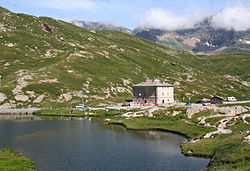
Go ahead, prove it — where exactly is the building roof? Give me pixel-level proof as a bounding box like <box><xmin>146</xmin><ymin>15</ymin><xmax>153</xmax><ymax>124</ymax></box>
<box><xmin>134</xmin><ymin>79</ymin><xmax>174</xmax><ymax>87</ymax></box>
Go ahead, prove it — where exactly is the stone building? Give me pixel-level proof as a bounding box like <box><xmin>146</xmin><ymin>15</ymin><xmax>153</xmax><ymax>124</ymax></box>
<box><xmin>133</xmin><ymin>79</ymin><xmax>174</xmax><ymax>105</ymax></box>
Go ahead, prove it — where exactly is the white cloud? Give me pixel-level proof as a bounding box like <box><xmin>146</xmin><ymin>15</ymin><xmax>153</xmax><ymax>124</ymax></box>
<box><xmin>32</xmin><ymin>0</ymin><xmax>95</xmax><ymax>10</ymax></box>
<box><xmin>139</xmin><ymin>8</ymin><xmax>208</xmax><ymax>30</ymax></box>
<box><xmin>139</xmin><ymin>2</ymin><xmax>250</xmax><ymax>32</ymax></box>
<box><xmin>211</xmin><ymin>3</ymin><xmax>250</xmax><ymax>31</ymax></box>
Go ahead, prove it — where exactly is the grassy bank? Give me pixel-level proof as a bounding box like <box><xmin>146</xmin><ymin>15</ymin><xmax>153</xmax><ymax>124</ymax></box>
<box><xmin>110</xmin><ymin>117</ymin><xmax>215</xmax><ymax>139</ymax></box>
<box><xmin>0</xmin><ymin>149</ymin><xmax>35</xmax><ymax>171</ymax></box>
<box><xmin>109</xmin><ymin>111</ymin><xmax>250</xmax><ymax>171</ymax></box>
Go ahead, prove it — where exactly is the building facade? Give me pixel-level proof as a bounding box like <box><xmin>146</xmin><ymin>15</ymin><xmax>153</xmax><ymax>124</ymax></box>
<box><xmin>133</xmin><ymin>79</ymin><xmax>174</xmax><ymax>105</ymax></box>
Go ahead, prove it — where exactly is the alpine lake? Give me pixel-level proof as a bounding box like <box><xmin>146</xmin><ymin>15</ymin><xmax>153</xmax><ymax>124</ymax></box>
<box><xmin>0</xmin><ymin>115</ymin><xmax>209</xmax><ymax>171</ymax></box>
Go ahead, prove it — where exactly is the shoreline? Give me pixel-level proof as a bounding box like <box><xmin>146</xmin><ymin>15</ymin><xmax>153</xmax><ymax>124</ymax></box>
<box><xmin>108</xmin><ymin>116</ymin><xmax>250</xmax><ymax>171</ymax></box>
<box><xmin>109</xmin><ymin>121</ymin><xmax>191</xmax><ymax>139</ymax></box>
<box><xmin>110</xmin><ymin>121</ymin><xmax>212</xmax><ymax>161</ymax></box>
<box><xmin>0</xmin><ymin>148</ymin><xmax>35</xmax><ymax>171</ymax></box>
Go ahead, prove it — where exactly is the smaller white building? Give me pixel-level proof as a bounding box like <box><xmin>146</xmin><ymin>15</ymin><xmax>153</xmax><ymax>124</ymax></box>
<box><xmin>133</xmin><ymin>79</ymin><xmax>174</xmax><ymax>105</ymax></box>
<box><xmin>227</xmin><ymin>97</ymin><xmax>237</xmax><ymax>102</ymax></box>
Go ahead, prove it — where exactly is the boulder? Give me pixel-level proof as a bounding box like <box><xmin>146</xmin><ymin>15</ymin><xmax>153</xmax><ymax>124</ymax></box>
<box><xmin>218</xmin><ymin>106</ymin><xmax>248</xmax><ymax>116</ymax></box>
<box><xmin>14</xmin><ymin>95</ymin><xmax>29</xmax><ymax>102</ymax></box>
<box><xmin>186</xmin><ymin>107</ymin><xmax>205</xmax><ymax>118</ymax></box>
<box><xmin>244</xmin><ymin>135</ymin><xmax>250</xmax><ymax>145</ymax></box>
<box><xmin>172</xmin><ymin>111</ymin><xmax>181</xmax><ymax>116</ymax></box>
<box><xmin>0</xmin><ymin>93</ymin><xmax>7</xmax><ymax>103</ymax></box>
<box><xmin>33</xmin><ymin>94</ymin><xmax>45</xmax><ymax>103</ymax></box>
<box><xmin>186</xmin><ymin>105</ymin><xmax>248</xmax><ymax>118</ymax></box>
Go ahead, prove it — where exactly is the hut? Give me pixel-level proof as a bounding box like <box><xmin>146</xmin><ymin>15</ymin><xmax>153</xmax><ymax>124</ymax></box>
<box><xmin>133</xmin><ymin>79</ymin><xmax>174</xmax><ymax>105</ymax></box>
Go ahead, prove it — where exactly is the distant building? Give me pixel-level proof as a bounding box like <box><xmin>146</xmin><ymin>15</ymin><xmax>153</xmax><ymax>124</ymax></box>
<box><xmin>227</xmin><ymin>97</ymin><xmax>237</xmax><ymax>102</ymax></box>
<box><xmin>133</xmin><ymin>79</ymin><xmax>174</xmax><ymax>105</ymax></box>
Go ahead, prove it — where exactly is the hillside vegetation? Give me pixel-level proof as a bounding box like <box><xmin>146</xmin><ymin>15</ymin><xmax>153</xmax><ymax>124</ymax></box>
<box><xmin>0</xmin><ymin>6</ymin><xmax>250</xmax><ymax>108</ymax></box>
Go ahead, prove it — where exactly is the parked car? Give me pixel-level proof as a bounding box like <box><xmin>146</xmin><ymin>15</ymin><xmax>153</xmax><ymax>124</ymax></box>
<box><xmin>185</xmin><ymin>101</ymin><xmax>192</xmax><ymax>106</ymax></box>
<box><xmin>75</xmin><ymin>104</ymin><xmax>92</xmax><ymax>110</ymax></box>
<box><xmin>202</xmin><ymin>103</ymin><xmax>211</xmax><ymax>106</ymax></box>
<box><xmin>196</xmin><ymin>100</ymin><xmax>206</xmax><ymax>104</ymax></box>
<box><xmin>105</xmin><ymin>105</ymin><xmax>116</xmax><ymax>109</ymax></box>
<box><xmin>83</xmin><ymin>105</ymin><xmax>92</xmax><ymax>110</ymax></box>
<box><xmin>227</xmin><ymin>97</ymin><xmax>237</xmax><ymax>102</ymax></box>
<box><xmin>143</xmin><ymin>103</ymin><xmax>152</xmax><ymax>106</ymax></box>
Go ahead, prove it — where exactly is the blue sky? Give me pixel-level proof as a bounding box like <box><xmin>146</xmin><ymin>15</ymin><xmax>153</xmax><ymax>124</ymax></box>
<box><xmin>0</xmin><ymin>0</ymin><xmax>250</xmax><ymax>29</ymax></box>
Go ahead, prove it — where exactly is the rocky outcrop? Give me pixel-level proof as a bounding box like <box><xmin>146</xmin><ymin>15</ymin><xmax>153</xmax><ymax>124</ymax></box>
<box><xmin>39</xmin><ymin>78</ymin><xmax>58</xmax><ymax>83</ymax></box>
<box><xmin>242</xmin><ymin>114</ymin><xmax>250</xmax><ymax>124</ymax></box>
<box><xmin>0</xmin><ymin>100</ymin><xmax>17</xmax><ymax>108</ymax></box>
<box><xmin>122</xmin><ymin>111</ymin><xmax>144</xmax><ymax>118</ymax></box>
<box><xmin>186</xmin><ymin>107</ymin><xmax>205</xmax><ymax>118</ymax></box>
<box><xmin>33</xmin><ymin>94</ymin><xmax>46</xmax><ymax>103</ymax></box>
<box><xmin>217</xmin><ymin>106</ymin><xmax>248</xmax><ymax>115</ymax></box>
<box><xmin>244</xmin><ymin>135</ymin><xmax>250</xmax><ymax>145</ymax></box>
<box><xmin>172</xmin><ymin>111</ymin><xmax>181</xmax><ymax>116</ymax></box>
<box><xmin>203</xmin><ymin>117</ymin><xmax>234</xmax><ymax>138</ymax></box>
<box><xmin>204</xmin><ymin>128</ymin><xmax>232</xmax><ymax>138</ymax></box>
<box><xmin>14</xmin><ymin>95</ymin><xmax>29</xmax><ymax>102</ymax></box>
<box><xmin>0</xmin><ymin>93</ymin><xmax>7</xmax><ymax>103</ymax></box>
<box><xmin>186</xmin><ymin>106</ymin><xmax>249</xmax><ymax>118</ymax></box>
<box><xmin>201</xmin><ymin>114</ymin><xmax>250</xmax><ymax>140</ymax></box>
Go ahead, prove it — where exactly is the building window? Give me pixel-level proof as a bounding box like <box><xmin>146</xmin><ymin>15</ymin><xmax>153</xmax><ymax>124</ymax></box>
<box><xmin>162</xmin><ymin>100</ymin><xmax>165</xmax><ymax>103</ymax></box>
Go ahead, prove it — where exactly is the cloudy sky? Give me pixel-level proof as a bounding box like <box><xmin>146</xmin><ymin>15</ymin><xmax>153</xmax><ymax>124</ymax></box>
<box><xmin>1</xmin><ymin>0</ymin><xmax>250</xmax><ymax>31</ymax></box>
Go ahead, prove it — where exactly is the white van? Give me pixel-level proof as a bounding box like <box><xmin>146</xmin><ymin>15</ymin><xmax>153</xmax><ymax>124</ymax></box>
<box><xmin>227</xmin><ymin>97</ymin><xmax>237</xmax><ymax>102</ymax></box>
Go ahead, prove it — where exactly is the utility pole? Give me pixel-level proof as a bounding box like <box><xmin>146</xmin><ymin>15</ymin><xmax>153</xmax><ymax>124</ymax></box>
<box><xmin>0</xmin><ymin>75</ymin><xmax>1</xmax><ymax>88</ymax></box>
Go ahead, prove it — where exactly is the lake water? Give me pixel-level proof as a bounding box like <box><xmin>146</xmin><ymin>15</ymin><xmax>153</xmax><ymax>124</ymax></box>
<box><xmin>0</xmin><ymin>115</ymin><xmax>209</xmax><ymax>171</ymax></box>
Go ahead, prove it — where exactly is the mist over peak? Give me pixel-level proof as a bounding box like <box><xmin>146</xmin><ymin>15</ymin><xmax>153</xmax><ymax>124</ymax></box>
<box><xmin>211</xmin><ymin>3</ymin><xmax>250</xmax><ymax>31</ymax></box>
<box><xmin>139</xmin><ymin>3</ymin><xmax>250</xmax><ymax>32</ymax></box>
<box><xmin>139</xmin><ymin>8</ymin><xmax>208</xmax><ymax>31</ymax></box>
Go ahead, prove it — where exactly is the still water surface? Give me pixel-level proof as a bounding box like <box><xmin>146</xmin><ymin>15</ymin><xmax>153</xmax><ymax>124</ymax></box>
<box><xmin>0</xmin><ymin>115</ymin><xmax>209</xmax><ymax>171</ymax></box>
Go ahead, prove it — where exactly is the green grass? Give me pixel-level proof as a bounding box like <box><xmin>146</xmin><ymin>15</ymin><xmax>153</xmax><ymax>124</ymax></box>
<box><xmin>205</xmin><ymin>116</ymin><xmax>226</xmax><ymax>126</ymax></box>
<box><xmin>190</xmin><ymin>110</ymin><xmax>217</xmax><ymax>124</ymax></box>
<box><xmin>0</xmin><ymin>148</ymin><xmax>35</xmax><ymax>171</ymax></box>
<box><xmin>110</xmin><ymin>117</ymin><xmax>215</xmax><ymax>139</ymax></box>
<box><xmin>182</xmin><ymin>134</ymin><xmax>250</xmax><ymax>171</ymax></box>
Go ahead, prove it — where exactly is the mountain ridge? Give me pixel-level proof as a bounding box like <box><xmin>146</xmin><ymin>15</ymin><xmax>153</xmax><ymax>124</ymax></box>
<box><xmin>133</xmin><ymin>17</ymin><xmax>250</xmax><ymax>54</ymax></box>
<box><xmin>0</xmin><ymin>6</ymin><xmax>249</xmax><ymax>108</ymax></box>
<box><xmin>71</xmin><ymin>20</ymin><xmax>131</xmax><ymax>34</ymax></box>
<box><xmin>72</xmin><ymin>17</ymin><xmax>250</xmax><ymax>54</ymax></box>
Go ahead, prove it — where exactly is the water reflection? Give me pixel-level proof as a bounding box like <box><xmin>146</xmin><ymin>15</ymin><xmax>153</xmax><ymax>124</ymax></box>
<box><xmin>0</xmin><ymin>114</ymin><xmax>43</xmax><ymax>121</ymax></box>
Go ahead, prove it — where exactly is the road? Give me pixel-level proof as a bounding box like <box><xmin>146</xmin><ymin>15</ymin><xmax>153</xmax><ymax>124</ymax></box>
<box><xmin>223</xmin><ymin>101</ymin><xmax>250</xmax><ymax>105</ymax></box>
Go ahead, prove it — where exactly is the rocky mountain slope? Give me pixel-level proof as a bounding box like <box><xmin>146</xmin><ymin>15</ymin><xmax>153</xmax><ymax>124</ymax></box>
<box><xmin>133</xmin><ymin>17</ymin><xmax>250</xmax><ymax>54</ymax></box>
<box><xmin>71</xmin><ymin>20</ymin><xmax>131</xmax><ymax>34</ymax></box>
<box><xmin>0</xmin><ymin>6</ymin><xmax>249</xmax><ymax>108</ymax></box>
